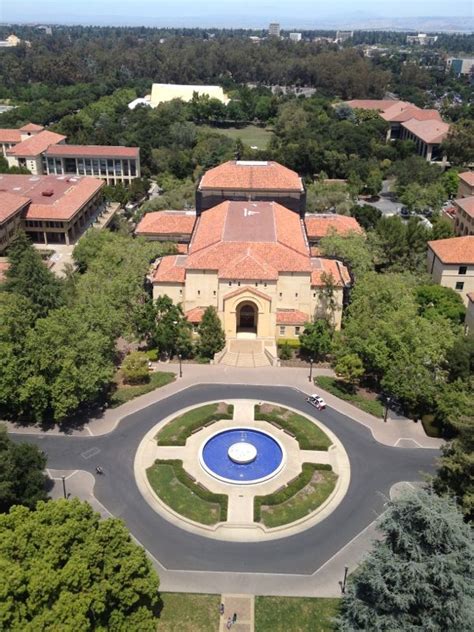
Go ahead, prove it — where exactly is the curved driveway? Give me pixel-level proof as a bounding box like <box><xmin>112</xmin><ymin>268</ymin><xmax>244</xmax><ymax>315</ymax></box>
<box><xmin>11</xmin><ymin>384</ymin><xmax>439</xmax><ymax>575</ymax></box>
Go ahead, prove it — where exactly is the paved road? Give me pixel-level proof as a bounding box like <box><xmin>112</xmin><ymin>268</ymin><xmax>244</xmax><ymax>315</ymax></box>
<box><xmin>11</xmin><ymin>384</ymin><xmax>438</xmax><ymax>575</ymax></box>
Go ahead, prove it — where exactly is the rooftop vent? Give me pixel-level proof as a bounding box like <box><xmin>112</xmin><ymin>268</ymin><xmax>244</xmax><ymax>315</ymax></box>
<box><xmin>236</xmin><ymin>160</ymin><xmax>268</xmax><ymax>167</ymax></box>
<box><xmin>41</xmin><ymin>189</ymin><xmax>54</xmax><ymax>197</ymax></box>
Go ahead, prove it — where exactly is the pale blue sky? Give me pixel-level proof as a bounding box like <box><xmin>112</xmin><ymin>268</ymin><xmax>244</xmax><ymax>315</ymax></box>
<box><xmin>1</xmin><ymin>0</ymin><xmax>472</xmax><ymax>28</ymax></box>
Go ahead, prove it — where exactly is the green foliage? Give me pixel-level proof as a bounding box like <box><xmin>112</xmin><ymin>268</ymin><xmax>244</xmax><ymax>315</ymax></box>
<box><xmin>319</xmin><ymin>232</ymin><xmax>374</xmax><ymax>277</ymax></box>
<box><xmin>109</xmin><ymin>371</ymin><xmax>175</xmax><ymax>408</ymax></box>
<box><xmin>445</xmin><ymin>335</ymin><xmax>474</xmax><ymax>382</ymax></box>
<box><xmin>374</xmin><ymin>215</ymin><xmax>431</xmax><ymax>272</ymax></box>
<box><xmin>147</xmin><ymin>459</ymin><xmax>228</xmax><ymax>523</ymax></box>
<box><xmin>197</xmin><ymin>306</ymin><xmax>225</xmax><ymax>358</ymax></box>
<box><xmin>334</xmin><ymin>354</ymin><xmax>365</xmax><ymax>385</ymax></box>
<box><xmin>4</xmin><ymin>231</ymin><xmax>63</xmax><ymax>319</ymax></box>
<box><xmin>278</xmin><ymin>342</ymin><xmax>293</xmax><ymax>360</ymax></box>
<box><xmin>416</xmin><ymin>284</ymin><xmax>466</xmax><ymax>327</ymax></box>
<box><xmin>255</xmin><ymin>596</ymin><xmax>340</xmax><ymax>632</ymax></box>
<box><xmin>254</xmin><ymin>405</ymin><xmax>332</xmax><ymax>450</ymax></box>
<box><xmin>306</xmin><ymin>181</ymin><xmax>353</xmax><ymax>215</ymax></box>
<box><xmin>315</xmin><ymin>376</ymin><xmax>385</xmax><ymax>417</ymax></box>
<box><xmin>0</xmin><ymin>499</ymin><xmax>160</xmax><ymax>631</ymax></box>
<box><xmin>156</xmin><ymin>403</ymin><xmax>234</xmax><ymax>446</ymax></box>
<box><xmin>299</xmin><ymin>319</ymin><xmax>334</xmax><ymax>360</ymax></box>
<box><xmin>442</xmin><ymin>120</ymin><xmax>474</xmax><ymax>166</ymax></box>
<box><xmin>141</xmin><ymin>295</ymin><xmax>194</xmax><ymax>358</ymax></box>
<box><xmin>0</xmin><ymin>424</ymin><xmax>48</xmax><ymax>513</ymax></box>
<box><xmin>350</xmin><ymin>203</ymin><xmax>381</xmax><ymax>230</ymax></box>
<box><xmin>121</xmin><ymin>351</ymin><xmax>150</xmax><ymax>385</ymax></box>
<box><xmin>339</xmin><ymin>488</ymin><xmax>474</xmax><ymax>631</ymax></box>
<box><xmin>277</xmin><ymin>338</ymin><xmax>301</xmax><ymax>348</ymax></box>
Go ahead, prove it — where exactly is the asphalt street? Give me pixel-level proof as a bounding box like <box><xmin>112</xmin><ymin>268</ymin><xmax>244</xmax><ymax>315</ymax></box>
<box><xmin>11</xmin><ymin>384</ymin><xmax>439</xmax><ymax>575</ymax></box>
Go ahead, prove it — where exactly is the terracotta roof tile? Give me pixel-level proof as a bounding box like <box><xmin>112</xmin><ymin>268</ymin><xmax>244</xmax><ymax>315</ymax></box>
<box><xmin>19</xmin><ymin>123</ymin><xmax>44</xmax><ymax>132</ymax></box>
<box><xmin>199</xmin><ymin>160</ymin><xmax>303</xmax><ymax>191</ymax></box>
<box><xmin>311</xmin><ymin>257</ymin><xmax>351</xmax><ymax>287</ymax></box>
<box><xmin>185</xmin><ymin>307</ymin><xmax>205</xmax><ymax>323</ymax></box>
<box><xmin>305</xmin><ymin>214</ymin><xmax>363</xmax><ymax>239</ymax></box>
<box><xmin>0</xmin><ymin>192</ymin><xmax>30</xmax><ymax>223</ymax></box>
<box><xmin>428</xmin><ymin>236</ymin><xmax>474</xmax><ymax>264</ymax></box>
<box><xmin>45</xmin><ymin>144</ymin><xmax>139</xmax><ymax>158</ymax></box>
<box><xmin>346</xmin><ymin>99</ymin><xmax>399</xmax><ymax>111</ymax></box>
<box><xmin>459</xmin><ymin>172</ymin><xmax>474</xmax><ymax>187</ymax></box>
<box><xmin>276</xmin><ymin>309</ymin><xmax>309</xmax><ymax>325</ymax></box>
<box><xmin>380</xmin><ymin>103</ymin><xmax>441</xmax><ymax>123</ymax></box>
<box><xmin>24</xmin><ymin>177</ymin><xmax>104</xmax><ymax>221</ymax></box>
<box><xmin>401</xmin><ymin>119</ymin><xmax>450</xmax><ymax>144</ymax></box>
<box><xmin>152</xmin><ymin>255</ymin><xmax>187</xmax><ymax>283</ymax></box>
<box><xmin>0</xmin><ymin>129</ymin><xmax>21</xmax><ymax>143</ymax></box>
<box><xmin>467</xmin><ymin>292</ymin><xmax>474</xmax><ymax>304</ymax></box>
<box><xmin>7</xmin><ymin>130</ymin><xmax>66</xmax><ymax>157</ymax></box>
<box><xmin>135</xmin><ymin>211</ymin><xmax>196</xmax><ymax>236</ymax></box>
<box><xmin>454</xmin><ymin>196</ymin><xmax>474</xmax><ymax>218</ymax></box>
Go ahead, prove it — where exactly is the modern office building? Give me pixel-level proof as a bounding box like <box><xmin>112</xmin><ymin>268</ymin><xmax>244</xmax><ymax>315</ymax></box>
<box><xmin>446</xmin><ymin>57</ymin><xmax>474</xmax><ymax>77</ymax></box>
<box><xmin>406</xmin><ymin>33</ymin><xmax>438</xmax><ymax>45</ymax></box>
<box><xmin>289</xmin><ymin>32</ymin><xmax>302</xmax><ymax>42</ymax></box>
<box><xmin>427</xmin><ymin>236</ymin><xmax>474</xmax><ymax>305</ymax></box>
<box><xmin>268</xmin><ymin>23</ymin><xmax>281</xmax><ymax>37</ymax></box>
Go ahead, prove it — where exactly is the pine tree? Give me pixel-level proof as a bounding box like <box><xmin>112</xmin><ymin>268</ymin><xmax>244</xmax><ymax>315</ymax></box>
<box><xmin>339</xmin><ymin>488</ymin><xmax>474</xmax><ymax>631</ymax></box>
<box><xmin>197</xmin><ymin>306</ymin><xmax>225</xmax><ymax>358</ymax></box>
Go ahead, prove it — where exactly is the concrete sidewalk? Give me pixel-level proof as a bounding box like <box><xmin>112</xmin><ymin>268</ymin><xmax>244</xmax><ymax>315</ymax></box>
<box><xmin>7</xmin><ymin>364</ymin><xmax>442</xmax><ymax>449</ymax></box>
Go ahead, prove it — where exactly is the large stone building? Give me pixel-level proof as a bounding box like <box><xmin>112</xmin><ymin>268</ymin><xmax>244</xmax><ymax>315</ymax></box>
<box><xmin>345</xmin><ymin>99</ymin><xmax>449</xmax><ymax>163</ymax></box>
<box><xmin>0</xmin><ymin>174</ymin><xmax>105</xmax><ymax>251</ymax></box>
<box><xmin>427</xmin><ymin>236</ymin><xmax>474</xmax><ymax>305</ymax></box>
<box><xmin>0</xmin><ymin>123</ymin><xmax>140</xmax><ymax>184</ymax></box>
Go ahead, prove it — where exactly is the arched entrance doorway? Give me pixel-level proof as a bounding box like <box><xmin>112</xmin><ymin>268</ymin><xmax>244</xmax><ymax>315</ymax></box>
<box><xmin>236</xmin><ymin>301</ymin><xmax>258</xmax><ymax>334</ymax></box>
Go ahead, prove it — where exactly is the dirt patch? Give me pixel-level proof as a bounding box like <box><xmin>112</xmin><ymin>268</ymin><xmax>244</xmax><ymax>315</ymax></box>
<box><xmin>216</xmin><ymin>402</ymin><xmax>229</xmax><ymax>414</ymax></box>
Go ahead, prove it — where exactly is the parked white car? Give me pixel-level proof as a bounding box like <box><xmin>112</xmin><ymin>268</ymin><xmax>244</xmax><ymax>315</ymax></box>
<box><xmin>306</xmin><ymin>394</ymin><xmax>327</xmax><ymax>410</ymax></box>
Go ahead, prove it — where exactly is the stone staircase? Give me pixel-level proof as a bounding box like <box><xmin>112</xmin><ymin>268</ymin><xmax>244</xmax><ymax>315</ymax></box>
<box><xmin>216</xmin><ymin>339</ymin><xmax>277</xmax><ymax>367</ymax></box>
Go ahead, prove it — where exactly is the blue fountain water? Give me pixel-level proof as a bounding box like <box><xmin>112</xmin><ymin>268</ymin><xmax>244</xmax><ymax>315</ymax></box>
<box><xmin>201</xmin><ymin>428</ymin><xmax>284</xmax><ymax>483</ymax></box>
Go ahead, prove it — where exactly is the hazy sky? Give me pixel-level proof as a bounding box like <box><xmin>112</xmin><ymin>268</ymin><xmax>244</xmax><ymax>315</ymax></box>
<box><xmin>2</xmin><ymin>0</ymin><xmax>472</xmax><ymax>27</ymax></box>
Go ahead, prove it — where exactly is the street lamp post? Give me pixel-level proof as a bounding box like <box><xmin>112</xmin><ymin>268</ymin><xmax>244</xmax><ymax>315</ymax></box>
<box><xmin>384</xmin><ymin>397</ymin><xmax>391</xmax><ymax>423</ymax></box>
<box><xmin>339</xmin><ymin>565</ymin><xmax>349</xmax><ymax>594</ymax></box>
<box><xmin>178</xmin><ymin>353</ymin><xmax>182</xmax><ymax>378</ymax></box>
<box><xmin>308</xmin><ymin>357</ymin><xmax>314</xmax><ymax>383</ymax></box>
<box><xmin>61</xmin><ymin>475</ymin><xmax>67</xmax><ymax>499</ymax></box>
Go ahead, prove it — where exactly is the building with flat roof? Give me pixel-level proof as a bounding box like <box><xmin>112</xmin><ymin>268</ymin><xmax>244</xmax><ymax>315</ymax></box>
<box><xmin>1</xmin><ymin>123</ymin><xmax>140</xmax><ymax>184</ymax></box>
<box><xmin>453</xmin><ymin>196</ymin><xmax>474</xmax><ymax>236</ymax></box>
<box><xmin>345</xmin><ymin>99</ymin><xmax>448</xmax><ymax>162</ymax></box>
<box><xmin>407</xmin><ymin>33</ymin><xmax>437</xmax><ymax>45</ymax></box>
<box><xmin>0</xmin><ymin>174</ymin><xmax>105</xmax><ymax>250</ymax></box>
<box><xmin>289</xmin><ymin>33</ymin><xmax>302</xmax><ymax>42</ymax></box>
<box><xmin>427</xmin><ymin>236</ymin><xmax>474</xmax><ymax>305</ymax></box>
<box><xmin>268</xmin><ymin>23</ymin><xmax>281</xmax><ymax>37</ymax></box>
<box><xmin>196</xmin><ymin>160</ymin><xmax>305</xmax><ymax>215</ymax></box>
<box><xmin>148</xmin><ymin>83</ymin><xmax>229</xmax><ymax>108</ymax></box>
<box><xmin>447</xmin><ymin>57</ymin><xmax>474</xmax><ymax>77</ymax></box>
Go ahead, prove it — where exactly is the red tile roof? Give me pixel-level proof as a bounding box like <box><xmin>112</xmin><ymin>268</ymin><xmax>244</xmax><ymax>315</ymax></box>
<box><xmin>7</xmin><ymin>130</ymin><xmax>66</xmax><ymax>157</ymax></box>
<box><xmin>176</xmin><ymin>243</ymin><xmax>188</xmax><ymax>254</ymax></box>
<box><xmin>0</xmin><ymin>192</ymin><xmax>30</xmax><ymax>223</ymax></box>
<box><xmin>305</xmin><ymin>214</ymin><xmax>363</xmax><ymax>240</ymax></box>
<box><xmin>454</xmin><ymin>196</ymin><xmax>474</xmax><ymax>218</ymax></box>
<box><xmin>135</xmin><ymin>211</ymin><xmax>196</xmax><ymax>236</ymax></box>
<box><xmin>199</xmin><ymin>161</ymin><xmax>303</xmax><ymax>191</ymax></box>
<box><xmin>186</xmin><ymin>201</ymin><xmax>311</xmax><ymax>279</ymax></box>
<box><xmin>428</xmin><ymin>236</ymin><xmax>474</xmax><ymax>264</ymax></box>
<box><xmin>0</xmin><ymin>129</ymin><xmax>21</xmax><ymax>143</ymax></box>
<box><xmin>311</xmin><ymin>258</ymin><xmax>351</xmax><ymax>287</ymax></box>
<box><xmin>380</xmin><ymin>103</ymin><xmax>441</xmax><ymax>123</ymax></box>
<box><xmin>185</xmin><ymin>307</ymin><xmax>205</xmax><ymax>323</ymax></box>
<box><xmin>152</xmin><ymin>255</ymin><xmax>187</xmax><ymax>283</ymax></box>
<box><xmin>346</xmin><ymin>99</ymin><xmax>399</xmax><ymax>111</ymax></box>
<box><xmin>459</xmin><ymin>172</ymin><xmax>474</xmax><ymax>187</ymax></box>
<box><xmin>19</xmin><ymin>123</ymin><xmax>44</xmax><ymax>132</ymax></box>
<box><xmin>276</xmin><ymin>309</ymin><xmax>309</xmax><ymax>325</ymax></box>
<box><xmin>401</xmin><ymin>119</ymin><xmax>450</xmax><ymax>145</ymax></box>
<box><xmin>45</xmin><ymin>144</ymin><xmax>139</xmax><ymax>159</ymax></box>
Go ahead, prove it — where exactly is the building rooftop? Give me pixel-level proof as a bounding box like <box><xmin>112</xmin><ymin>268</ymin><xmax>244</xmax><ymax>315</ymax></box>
<box><xmin>0</xmin><ymin>174</ymin><xmax>104</xmax><ymax>221</ymax></box>
<box><xmin>0</xmin><ymin>191</ymin><xmax>30</xmax><ymax>224</ymax></box>
<box><xmin>310</xmin><ymin>257</ymin><xmax>351</xmax><ymax>288</ymax></box>
<box><xmin>459</xmin><ymin>172</ymin><xmax>474</xmax><ymax>187</ymax></box>
<box><xmin>305</xmin><ymin>214</ymin><xmax>363</xmax><ymax>240</ymax></box>
<box><xmin>45</xmin><ymin>144</ymin><xmax>140</xmax><ymax>159</ymax></box>
<box><xmin>185</xmin><ymin>307</ymin><xmax>206</xmax><ymax>323</ymax></box>
<box><xmin>19</xmin><ymin>123</ymin><xmax>44</xmax><ymax>133</ymax></box>
<box><xmin>454</xmin><ymin>196</ymin><xmax>474</xmax><ymax>218</ymax></box>
<box><xmin>276</xmin><ymin>309</ymin><xmax>309</xmax><ymax>325</ymax></box>
<box><xmin>152</xmin><ymin>254</ymin><xmax>187</xmax><ymax>283</ymax></box>
<box><xmin>428</xmin><ymin>236</ymin><xmax>474</xmax><ymax>264</ymax></box>
<box><xmin>7</xmin><ymin>130</ymin><xmax>66</xmax><ymax>157</ymax></box>
<box><xmin>0</xmin><ymin>129</ymin><xmax>22</xmax><ymax>143</ymax></box>
<box><xmin>135</xmin><ymin>210</ymin><xmax>196</xmax><ymax>236</ymax></box>
<box><xmin>199</xmin><ymin>160</ymin><xmax>303</xmax><ymax>192</ymax></box>
<box><xmin>345</xmin><ymin>99</ymin><xmax>400</xmax><ymax>111</ymax></box>
<box><xmin>401</xmin><ymin>119</ymin><xmax>450</xmax><ymax>145</ymax></box>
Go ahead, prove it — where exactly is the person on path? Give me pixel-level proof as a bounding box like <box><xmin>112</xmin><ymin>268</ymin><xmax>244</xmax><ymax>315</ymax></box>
<box><xmin>226</xmin><ymin>616</ymin><xmax>232</xmax><ymax>629</ymax></box>
<box><xmin>219</xmin><ymin>603</ymin><xmax>224</xmax><ymax>616</ymax></box>
<box><xmin>232</xmin><ymin>612</ymin><xmax>237</xmax><ymax>624</ymax></box>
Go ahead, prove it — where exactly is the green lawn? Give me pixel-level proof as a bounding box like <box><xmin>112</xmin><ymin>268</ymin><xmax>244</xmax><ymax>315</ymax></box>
<box><xmin>109</xmin><ymin>371</ymin><xmax>175</xmax><ymax>408</ymax></box>
<box><xmin>156</xmin><ymin>403</ymin><xmax>233</xmax><ymax>445</ymax></box>
<box><xmin>201</xmin><ymin>124</ymin><xmax>273</xmax><ymax>149</ymax></box>
<box><xmin>147</xmin><ymin>460</ymin><xmax>227</xmax><ymax>525</ymax></box>
<box><xmin>314</xmin><ymin>376</ymin><xmax>385</xmax><ymax>418</ymax></box>
<box><xmin>254</xmin><ymin>404</ymin><xmax>332</xmax><ymax>450</ymax></box>
<box><xmin>255</xmin><ymin>465</ymin><xmax>337</xmax><ymax>528</ymax></box>
<box><xmin>255</xmin><ymin>596</ymin><xmax>340</xmax><ymax>632</ymax></box>
<box><xmin>158</xmin><ymin>592</ymin><xmax>220</xmax><ymax>631</ymax></box>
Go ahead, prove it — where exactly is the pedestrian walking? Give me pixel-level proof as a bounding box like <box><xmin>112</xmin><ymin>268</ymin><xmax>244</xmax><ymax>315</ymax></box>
<box><xmin>232</xmin><ymin>612</ymin><xmax>237</xmax><ymax>624</ymax></box>
<box><xmin>226</xmin><ymin>616</ymin><xmax>232</xmax><ymax>629</ymax></box>
<box><xmin>219</xmin><ymin>603</ymin><xmax>224</xmax><ymax>616</ymax></box>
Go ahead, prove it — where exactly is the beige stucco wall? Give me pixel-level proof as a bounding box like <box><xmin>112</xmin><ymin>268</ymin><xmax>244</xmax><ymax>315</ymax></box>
<box><xmin>458</xmin><ymin>181</ymin><xmax>474</xmax><ymax>198</ymax></box>
<box><xmin>465</xmin><ymin>298</ymin><xmax>474</xmax><ymax>333</ymax></box>
<box><xmin>454</xmin><ymin>204</ymin><xmax>474</xmax><ymax>236</ymax></box>
<box><xmin>427</xmin><ymin>250</ymin><xmax>474</xmax><ymax>306</ymax></box>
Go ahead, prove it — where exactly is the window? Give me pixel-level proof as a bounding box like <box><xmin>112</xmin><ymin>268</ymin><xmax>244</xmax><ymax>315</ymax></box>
<box><xmin>279</xmin><ymin>292</ymin><xmax>282</xmax><ymax>298</ymax></box>
<box><xmin>455</xmin><ymin>282</ymin><xmax>464</xmax><ymax>291</ymax></box>
<box><xmin>295</xmin><ymin>326</ymin><xmax>301</xmax><ymax>335</ymax></box>
<box><xmin>458</xmin><ymin>266</ymin><xmax>467</xmax><ymax>275</ymax></box>
<box><xmin>237</xmin><ymin>281</ymin><xmax>241</xmax><ymax>286</ymax></box>
<box><xmin>264</xmin><ymin>283</ymin><xmax>267</xmax><ymax>288</ymax></box>
<box><xmin>295</xmin><ymin>292</ymin><xmax>298</xmax><ymax>298</ymax></box>
<box><xmin>213</xmin><ymin>290</ymin><xmax>216</xmax><ymax>296</ymax></box>
<box><xmin>197</xmin><ymin>290</ymin><xmax>201</xmax><ymax>296</ymax></box>
<box><xmin>279</xmin><ymin>326</ymin><xmax>286</xmax><ymax>335</ymax></box>
<box><xmin>130</xmin><ymin>161</ymin><xmax>136</xmax><ymax>176</ymax></box>
<box><xmin>313</xmin><ymin>292</ymin><xmax>316</xmax><ymax>298</ymax></box>
<box><xmin>228</xmin><ymin>281</ymin><xmax>232</xmax><ymax>286</ymax></box>
<box><xmin>179</xmin><ymin>289</ymin><xmax>182</xmax><ymax>295</ymax></box>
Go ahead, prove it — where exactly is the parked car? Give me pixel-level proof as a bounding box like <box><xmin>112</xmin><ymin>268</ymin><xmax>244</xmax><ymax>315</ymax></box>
<box><xmin>400</xmin><ymin>207</ymin><xmax>410</xmax><ymax>218</ymax></box>
<box><xmin>306</xmin><ymin>394</ymin><xmax>327</xmax><ymax>410</ymax></box>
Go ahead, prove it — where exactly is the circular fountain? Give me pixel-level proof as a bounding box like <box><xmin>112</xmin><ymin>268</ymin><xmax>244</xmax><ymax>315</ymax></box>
<box><xmin>199</xmin><ymin>427</ymin><xmax>285</xmax><ymax>485</ymax></box>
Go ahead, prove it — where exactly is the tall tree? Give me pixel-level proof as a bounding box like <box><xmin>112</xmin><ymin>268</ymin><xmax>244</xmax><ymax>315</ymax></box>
<box><xmin>4</xmin><ymin>231</ymin><xmax>63</xmax><ymax>318</ymax></box>
<box><xmin>299</xmin><ymin>319</ymin><xmax>333</xmax><ymax>360</ymax></box>
<box><xmin>0</xmin><ymin>499</ymin><xmax>160</xmax><ymax>630</ymax></box>
<box><xmin>197</xmin><ymin>306</ymin><xmax>225</xmax><ymax>358</ymax></box>
<box><xmin>339</xmin><ymin>488</ymin><xmax>474</xmax><ymax>631</ymax></box>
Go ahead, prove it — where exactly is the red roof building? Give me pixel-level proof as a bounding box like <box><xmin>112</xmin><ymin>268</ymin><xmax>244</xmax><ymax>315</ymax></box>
<box><xmin>453</xmin><ymin>196</ymin><xmax>474</xmax><ymax>236</ymax></box>
<box><xmin>135</xmin><ymin>211</ymin><xmax>196</xmax><ymax>241</ymax></box>
<box><xmin>458</xmin><ymin>172</ymin><xmax>474</xmax><ymax>198</ymax></box>
<box><xmin>305</xmin><ymin>214</ymin><xmax>363</xmax><ymax>243</ymax></box>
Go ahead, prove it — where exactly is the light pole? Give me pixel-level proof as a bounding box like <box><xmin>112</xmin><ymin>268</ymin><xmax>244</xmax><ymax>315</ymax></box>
<box><xmin>339</xmin><ymin>566</ymin><xmax>349</xmax><ymax>594</ymax></box>
<box><xmin>61</xmin><ymin>475</ymin><xmax>67</xmax><ymax>499</ymax></box>
<box><xmin>384</xmin><ymin>396</ymin><xmax>391</xmax><ymax>423</ymax></box>
<box><xmin>308</xmin><ymin>357</ymin><xmax>314</xmax><ymax>383</ymax></box>
<box><xmin>178</xmin><ymin>353</ymin><xmax>182</xmax><ymax>378</ymax></box>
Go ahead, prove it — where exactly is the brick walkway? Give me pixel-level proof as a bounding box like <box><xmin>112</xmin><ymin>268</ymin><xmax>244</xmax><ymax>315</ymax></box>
<box><xmin>219</xmin><ymin>594</ymin><xmax>254</xmax><ymax>632</ymax></box>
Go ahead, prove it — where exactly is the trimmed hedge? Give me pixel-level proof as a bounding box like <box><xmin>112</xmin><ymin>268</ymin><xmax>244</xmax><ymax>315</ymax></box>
<box><xmin>156</xmin><ymin>403</ymin><xmax>234</xmax><ymax>445</ymax></box>
<box><xmin>277</xmin><ymin>338</ymin><xmax>301</xmax><ymax>348</ymax></box>
<box><xmin>254</xmin><ymin>405</ymin><xmax>332</xmax><ymax>450</ymax></box>
<box><xmin>152</xmin><ymin>459</ymin><xmax>228</xmax><ymax>522</ymax></box>
<box><xmin>254</xmin><ymin>463</ymin><xmax>332</xmax><ymax>522</ymax></box>
<box><xmin>109</xmin><ymin>371</ymin><xmax>175</xmax><ymax>408</ymax></box>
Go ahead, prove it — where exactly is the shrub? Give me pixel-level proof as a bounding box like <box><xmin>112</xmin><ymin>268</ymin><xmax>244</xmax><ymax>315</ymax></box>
<box><xmin>146</xmin><ymin>349</ymin><xmax>159</xmax><ymax>362</ymax></box>
<box><xmin>277</xmin><ymin>338</ymin><xmax>301</xmax><ymax>348</ymax></box>
<box><xmin>121</xmin><ymin>351</ymin><xmax>150</xmax><ymax>384</ymax></box>
<box><xmin>278</xmin><ymin>342</ymin><xmax>293</xmax><ymax>360</ymax></box>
